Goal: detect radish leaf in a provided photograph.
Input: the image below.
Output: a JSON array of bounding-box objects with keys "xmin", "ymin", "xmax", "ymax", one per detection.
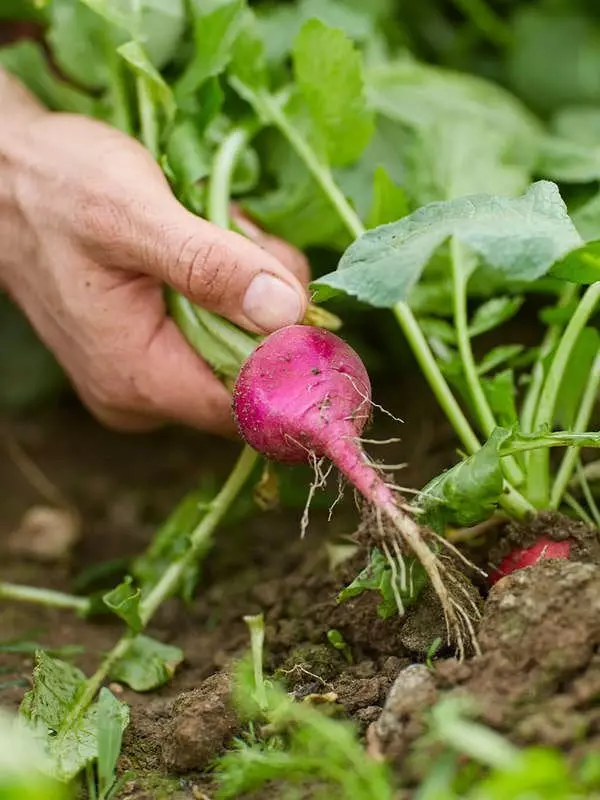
[
  {"xmin": 102, "ymin": 577, "xmax": 142, "ymax": 633},
  {"xmin": 109, "ymin": 635, "xmax": 184, "ymax": 692},
  {"xmin": 419, "ymin": 428, "xmax": 512, "ymax": 530},
  {"xmin": 19, "ymin": 652, "xmax": 129, "ymax": 782},
  {"xmin": 175, "ymin": 0, "xmax": 245, "ymax": 100},
  {"xmin": 293, "ymin": 18, "xmax": 374, "ymax": 166},
  {"xmin": 315, "ymin": 181, "xmax": 582, "ymax": 307}
]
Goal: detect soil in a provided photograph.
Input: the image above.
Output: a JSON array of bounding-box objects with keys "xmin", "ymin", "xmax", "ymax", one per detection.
[{"xmin": 1, "ymin": 373, "xmax": 600, "ymax": 799}]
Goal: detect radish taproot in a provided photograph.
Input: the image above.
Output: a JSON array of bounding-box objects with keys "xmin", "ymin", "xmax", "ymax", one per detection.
[
  {"xmin": 232, "ymin": 324, "xmax": 475, "ymax": 654},
  {"xmin": 489, "ymin": 538, "xmax": 573, "ymax": 585}
]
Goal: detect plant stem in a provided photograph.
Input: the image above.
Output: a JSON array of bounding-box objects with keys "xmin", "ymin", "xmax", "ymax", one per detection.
[
  {"xmin": 520, "ymin": 284, "xmax": 578, "ymax": 435},
  {"xmin": 528, "ymin": 282, "xmax": 600, "ymax": 507},
  {"xmin": 450, "ymin": 0, "xmax": 513, "ymax": 47},
  {"xmin": 449, "ymin": 239, "xmax": 524, "ymax": 487},
  {"xmin": 392, "ymin": 303, "xmax": 480, "ymax": 455},
  {"xmin": 0, "ymin": 582, "xmax": 90, "ymax": 613},
  {"xmin": 549, "ymin": 350, "xmax": 600, "ymax": 510},
  {"xmin": 450, "ymin": 239, "xmax": 498, "ymax": 439},
  {"xmin": 64, "ymin": 446, "xmax": 258, "ymax": 730},
  {"xmin": 106, "ymin": 46, "xmax": 133, "ymax": 135},
  {"xmin": 208, "ymin": 126, "xmax": 253, "ymax": 229},
  {"xmin": 577, "ymin": 459, "xmax": 600, "ymax": 528},
  {"xmin": 136, "ymin": 76, "xmax": 159, "ymax": 157},
  {"xmin": 265, "ymin": 97, "xmax": 364, "ymax": 240},
  {"xmin": 140, "ymin": 447, "xmax": 258, "ymax": 621}
]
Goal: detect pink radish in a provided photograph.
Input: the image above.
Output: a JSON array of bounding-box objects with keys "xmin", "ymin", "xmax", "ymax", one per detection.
[
  {"xmin": 233, "ymin": 324, "xmax": 475, "ymax": 653},
  {"xmin": 489, "ymin": 538, "xmax": 572, "ymax": 585}
]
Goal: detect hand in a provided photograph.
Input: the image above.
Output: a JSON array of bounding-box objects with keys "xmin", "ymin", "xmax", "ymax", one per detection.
[{"xmin": 0, "ymin": 103, "xmax": 309, "ymax": 435}]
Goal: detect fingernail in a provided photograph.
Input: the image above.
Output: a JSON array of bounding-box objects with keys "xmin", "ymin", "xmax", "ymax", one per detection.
[{"xmin": 243, "ymin": 273, "xmax": 303, "ymax": 332}]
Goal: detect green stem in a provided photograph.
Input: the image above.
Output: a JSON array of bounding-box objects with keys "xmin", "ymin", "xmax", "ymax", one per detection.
[
  {"xmin": 140, "ymin": 447, "xmax": 258, "ymax": 622},
  {"xmin": 208, "ymin": 126, "xmax": 253, "ymax": 229},
  {"xmin": 576, "ymin": 460, "xmax": 600, "ymax": 528},
  {"xmin": 449, "ymin": 240, "xmax": 524, "ymax": 487},
  {"xmin": 136, "ymin": 76, "xmax": 159, "ymax": 157},
  {"xmin": 0, "ymin": 582, "xmax": 90, "ymax": 613},
  {"xmin": 450, "ymin": 0, "xmax": 513, "ymax": 47},
  {"xmin": 265, "ymin": 96, "xmax": 364, "ymax": 240},
  {"xmin": 106, "ymin": 46, "xmax": 133, "ymax": 135},
  {"xmin": 244, "ymin": 613, "xmax": 268, "ymax": 712},
  {"xmin": 520, "ymin": 284, "xmax": 578, "ymax": 435},
  {"xmin": 528, "ymin": 282, "xmax": 600, "ymax": 507},
  {"xmin": 393, "ymin": 303, "xmax": 480, "ymax": 455},
  {"xmin": 451, "ymin": 239, "xmax": 498, "ymax": 439},
  {"xmin": 549, "ymin": 350, "xmax": 600, "ymax": 510},
  {"xmin": 502, "ymin": 433, "xmax": 600, "ymax": 455},
  {"xmin": 63, "ymin": 446, "xmax": 258, "ymax": 732}
]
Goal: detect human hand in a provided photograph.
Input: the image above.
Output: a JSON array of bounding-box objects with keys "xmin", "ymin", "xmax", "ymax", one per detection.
[{"xmin": 0, "ymin": 104, "xmax": 309, "ymax": 435}]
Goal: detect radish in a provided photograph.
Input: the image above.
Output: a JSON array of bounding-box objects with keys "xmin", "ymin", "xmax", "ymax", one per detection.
[
  {"xmin": 233, "ymin": 324, "xmax": 475, "ymax": 653},
  {"xmin": 489, "ymin": 538, "xmax": 572, "ymax": 585}
]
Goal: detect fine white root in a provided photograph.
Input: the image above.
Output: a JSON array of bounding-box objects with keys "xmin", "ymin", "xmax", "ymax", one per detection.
[
  {"xmin": 341, "ymin": 373, "xmax": 405, "ymax": 425},
  {"xmin": 429, "ymin": 529, "xmax": 488, "ymax": 579},
  {"xmin": 382, "ymin": 503, "xmax": 477, "ymax": 660},
  {"xmin": 327, "ymin": 473, "xmax": 346, "ymax": 522},
  {"xmin": 300, "ymin": 453, "xmax": 332, "ymax": 538},
  {"xmin": 355, "ymin": 436, "xmax": 404, "ymax": 446}
]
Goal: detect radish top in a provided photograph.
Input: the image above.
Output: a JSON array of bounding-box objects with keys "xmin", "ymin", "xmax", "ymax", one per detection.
[{"xmin": 232, "ymin": 325, "xmax": 371, "ymax": 464}]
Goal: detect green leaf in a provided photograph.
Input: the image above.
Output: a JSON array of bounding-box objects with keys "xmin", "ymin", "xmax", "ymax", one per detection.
[
  {"xmin": 102, "ymin": 577, "xmax": 142, "ymax": 633},
  {"xmin": 419, "ymin": 428, "xmax": 512, "ymax": 531},
  {"xmin": 117, "ymin": 39, "xmax": 176, "ymax": 122},
  {"xmin": 19, "ymin": 652, "xmax": 129, "ymax": 782},
  {"xmin": 81, "ymin": 0, "xmax": 186, "ymax": 69},
  {"xmin": 314, "ymin": 182, "xmax": 582, "ymax": 308},
  {"xmin": 132, "ymin": 485, "xmax": 210, "ymax": 600},
  {"xmin": 47, "ymin": 0, "xmax": 117, "ymax": 89},
  {"xmin": 337, "ymin": 548, "xmax": 427, "ymax": 619},
  {"xmin": 404, "ymin": 119, "xmax": 533, "ymax": 206},
  {"xmin": 109, "ymin": 635, "xmax": 184, "ymax": 692},
  {"xmin": 365, "ymin": 165, "xmax": 408, "ymax": 229},
  {"xmin": 482, "ymin": 370, "xmax": 519, "ymax": 429},
  {"xmin": 468, "ymin": 297, "xmax": 524, "ymax": 338},
  {"xmin": 175, "ymin": 0, "xmax": 245, "ymax": 99},
  {"xmin": 0, "ymin": 41, "xmax": 98, "ymax": 115},
  {"xmin": 165, "ymin": 119, "xmax": 212, "ymax": 188},
  {"xmin": 0, "ymin": 709, "xmax": 69, "ymax": 800},
  {"xmin": 550, "ymin": 241, "xmax": 600, "ymax": 284},
  {"xmin": 367, "ymin": 60, "xmax": 540, "ymax": 143},
  {"xmin": 507, "ymin": 9, "xmax": 600, "ymax": 115},
  {"xmin": 96, "ymin": 688, "xmax": 127, "ymax": 794},
  {"xmin": 572, "ymin": 192, "xmax": 600, "ymax": 242},
  {"xmin": 539, "ymin": 107, "xmax": 600, "ymax": 183},
  {"xmin": 228, "ymin": 8, "xmax": 270, "ymax": 113},
  {"xmin": 292, "ymin": 19, "xmax": 374, "ymax": 166},
  {"xmin": 477, "ymin": 345, "xmax": 526, "ymax": 376}
]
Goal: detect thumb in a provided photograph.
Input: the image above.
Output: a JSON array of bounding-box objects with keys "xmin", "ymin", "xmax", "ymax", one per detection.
[{"xmin": 142, "ymin": 205, "xmax": 308, "ymax": 334}]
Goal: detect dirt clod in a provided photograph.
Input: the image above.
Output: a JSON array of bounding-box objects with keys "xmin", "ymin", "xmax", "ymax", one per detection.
[{"xmin": 161, "ymin": 672, "xmax": 240, "ymax": 773}]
